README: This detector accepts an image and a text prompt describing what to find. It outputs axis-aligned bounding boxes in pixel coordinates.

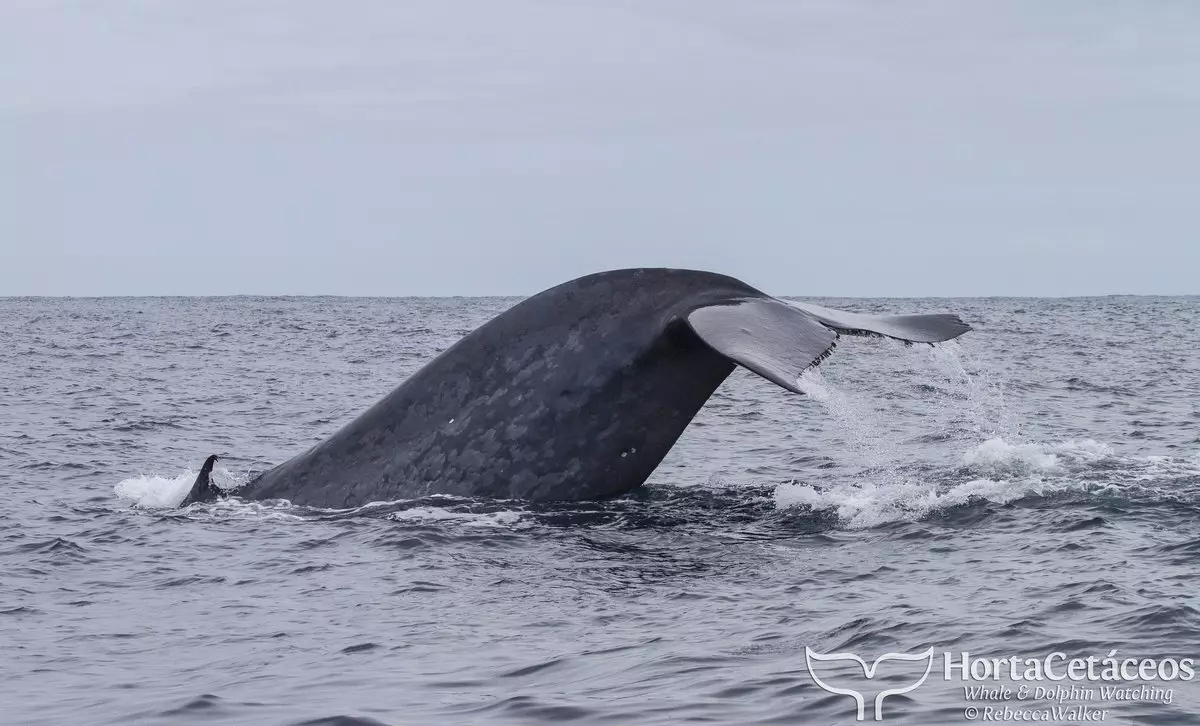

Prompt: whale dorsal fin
[687,297,837,394]
[787,301,971,343]
[180,454,221,506]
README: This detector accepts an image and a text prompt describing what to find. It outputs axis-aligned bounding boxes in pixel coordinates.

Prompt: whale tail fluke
[688,297,839,394]
[787,301,971,343]
[688,296,971,395]
[180,454,222,506]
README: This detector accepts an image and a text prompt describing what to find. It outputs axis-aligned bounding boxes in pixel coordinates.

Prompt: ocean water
[2,295,1199,725]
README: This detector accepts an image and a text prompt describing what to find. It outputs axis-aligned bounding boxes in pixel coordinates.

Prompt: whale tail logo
[805,646,935,721]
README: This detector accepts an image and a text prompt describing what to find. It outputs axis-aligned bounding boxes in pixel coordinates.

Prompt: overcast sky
[2,1,1197,296]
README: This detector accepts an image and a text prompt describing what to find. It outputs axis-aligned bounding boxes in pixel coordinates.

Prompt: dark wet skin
[181,454,221,506]
[183,269,969,508]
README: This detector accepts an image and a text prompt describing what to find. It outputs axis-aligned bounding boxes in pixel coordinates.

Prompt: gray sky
[2,1,1197,296]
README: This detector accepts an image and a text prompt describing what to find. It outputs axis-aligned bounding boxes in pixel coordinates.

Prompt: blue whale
[186,269,969,507]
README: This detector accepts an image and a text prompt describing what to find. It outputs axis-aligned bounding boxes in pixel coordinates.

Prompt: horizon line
[2,291,1197,300]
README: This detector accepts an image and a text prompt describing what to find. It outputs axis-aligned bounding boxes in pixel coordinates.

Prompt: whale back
[243,270,793,505]
[235,268,970,507]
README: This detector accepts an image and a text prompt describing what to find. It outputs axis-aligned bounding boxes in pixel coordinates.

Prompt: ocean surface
[2,295,1199,725]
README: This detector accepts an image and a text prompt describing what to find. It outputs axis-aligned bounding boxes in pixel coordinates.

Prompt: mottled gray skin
[243,269,758,507]
[212,268,971,509]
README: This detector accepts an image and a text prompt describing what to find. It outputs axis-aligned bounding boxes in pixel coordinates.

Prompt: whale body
[186,269,970,507]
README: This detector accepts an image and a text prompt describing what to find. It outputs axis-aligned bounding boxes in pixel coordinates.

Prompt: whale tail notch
[180,454,223,506]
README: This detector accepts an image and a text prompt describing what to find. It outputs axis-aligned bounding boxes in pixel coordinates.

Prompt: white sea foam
[775,434,1200,529]
[772,436,1111,530]
[114,471,196,508]
[773,435,1116,529]
[113,467,244,509]
[386,507,531,527]
[961,437,1114,474]
[773,475,1055,530]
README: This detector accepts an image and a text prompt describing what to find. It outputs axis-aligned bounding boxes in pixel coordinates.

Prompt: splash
[781,361,956,528]
[113,467,246,509]
[774,475,1050,529]
[113,471,195,508]
[773,434,1122,529]
[775,342,1125,528]
[777,428,1200,528]
[961,437,1113,476]
[926,340,1018,439]
[795,367,900,471]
